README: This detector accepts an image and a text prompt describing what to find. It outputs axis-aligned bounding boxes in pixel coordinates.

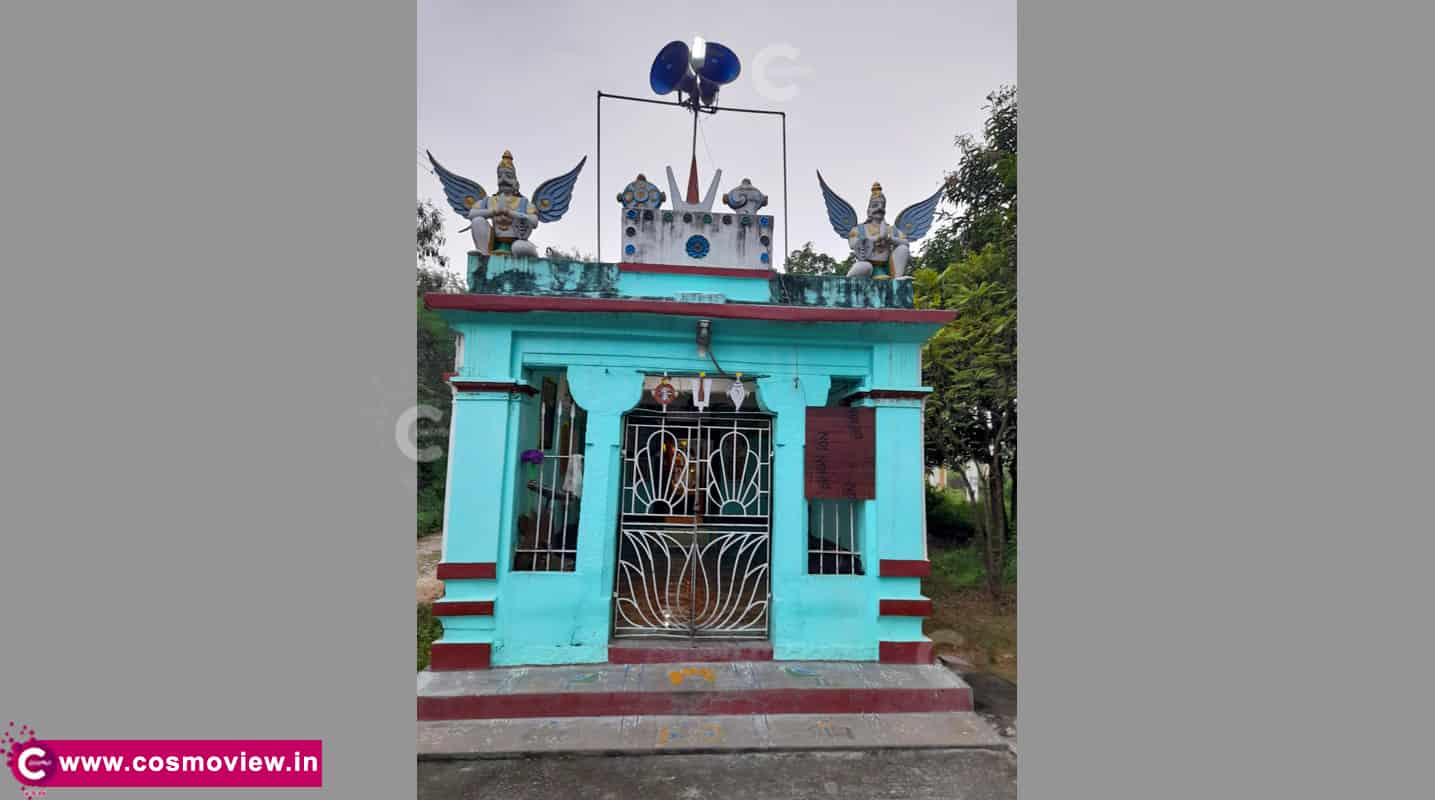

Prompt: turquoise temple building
[422,46,955,669]
[424,246,955,668]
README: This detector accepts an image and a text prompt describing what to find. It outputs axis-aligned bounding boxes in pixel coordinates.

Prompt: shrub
[417,603,443,671]
[417,483,445,538]
[925,484,977,545]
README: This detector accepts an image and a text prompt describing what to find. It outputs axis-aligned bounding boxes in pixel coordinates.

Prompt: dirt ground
[418,533,443,604]
[924,584,1017,685]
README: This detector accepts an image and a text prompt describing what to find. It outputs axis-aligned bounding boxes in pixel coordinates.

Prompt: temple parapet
[468,253,917,310]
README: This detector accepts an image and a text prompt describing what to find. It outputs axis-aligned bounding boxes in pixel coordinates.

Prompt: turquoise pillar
[853,393,932,644]
[756,373,832,658]
[435,386,524,644]
[565,366,645,652]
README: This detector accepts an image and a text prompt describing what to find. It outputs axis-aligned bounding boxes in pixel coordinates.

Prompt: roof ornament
[723,178,769,214]
[427,149,586,258]
[816,171,943,280]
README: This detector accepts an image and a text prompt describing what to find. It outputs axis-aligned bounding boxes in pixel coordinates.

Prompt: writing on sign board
[805,407,876,499]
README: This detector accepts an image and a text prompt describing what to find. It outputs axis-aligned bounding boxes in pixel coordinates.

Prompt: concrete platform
[418,661,973,721]
[418,711,1004,759]
[420,749,1017,800]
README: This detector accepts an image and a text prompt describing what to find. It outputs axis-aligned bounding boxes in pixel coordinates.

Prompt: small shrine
[422,38,955,669]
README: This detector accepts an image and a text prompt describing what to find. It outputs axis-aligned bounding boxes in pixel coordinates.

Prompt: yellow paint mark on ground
[667,667,716,685]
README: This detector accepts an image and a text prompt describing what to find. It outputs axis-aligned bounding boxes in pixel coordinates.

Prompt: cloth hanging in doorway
[563,453,584,497]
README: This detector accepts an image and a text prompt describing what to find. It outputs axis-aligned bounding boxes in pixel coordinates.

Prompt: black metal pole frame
[596,91,788,269]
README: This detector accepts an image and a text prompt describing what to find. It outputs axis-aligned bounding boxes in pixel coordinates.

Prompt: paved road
[419,749,1017,800]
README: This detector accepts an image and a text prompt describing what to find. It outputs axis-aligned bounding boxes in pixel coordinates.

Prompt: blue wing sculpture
[426,151,486,216]
[531,156,587,223]
[893,186,945,241]
[816,171,859,238]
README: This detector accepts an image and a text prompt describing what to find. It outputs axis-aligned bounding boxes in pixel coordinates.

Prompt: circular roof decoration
[617,174,665,210]
[685,234,710,259]
[624,243,636,255]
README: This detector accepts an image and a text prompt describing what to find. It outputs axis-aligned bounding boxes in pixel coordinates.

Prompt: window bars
[808,498,864,575]
[513,376,586,572]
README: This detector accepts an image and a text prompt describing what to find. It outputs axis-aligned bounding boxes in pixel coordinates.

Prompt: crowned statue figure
[817,172,944,279]
[427,149,586,258]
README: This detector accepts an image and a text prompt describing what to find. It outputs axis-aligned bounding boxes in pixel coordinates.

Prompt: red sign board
[805,407,876,499]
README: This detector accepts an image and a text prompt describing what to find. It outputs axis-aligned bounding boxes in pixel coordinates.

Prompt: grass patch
[925,542,1017,683]
[930,542,1016,590]
[417,603,443,671]
[930,546,988,589]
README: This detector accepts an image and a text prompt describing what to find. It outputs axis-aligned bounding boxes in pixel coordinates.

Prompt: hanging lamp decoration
[651,373,679,407]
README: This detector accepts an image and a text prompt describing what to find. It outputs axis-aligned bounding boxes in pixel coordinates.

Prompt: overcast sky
[418,0,1015,272]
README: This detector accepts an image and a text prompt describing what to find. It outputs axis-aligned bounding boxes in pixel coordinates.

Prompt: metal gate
[613,408,773,638]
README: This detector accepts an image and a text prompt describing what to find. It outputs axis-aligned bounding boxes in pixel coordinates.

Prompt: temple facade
[423,252,954,669]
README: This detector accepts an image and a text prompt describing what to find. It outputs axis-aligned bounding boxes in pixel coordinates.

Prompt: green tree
[417,200,459,536]
[913,86,1017,598]
[783,241,852,275]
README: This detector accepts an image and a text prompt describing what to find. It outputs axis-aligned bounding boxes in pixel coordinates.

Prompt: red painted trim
[418,686,969,720]
[619,262,774,280]
[879,599,934,617]
[879,559,932,578]
[431,600,494,616]
[608,644,773,664]
[449,380,537,396]
[435,562,497,580]
[843,389,933,405]
[429,643,491,671]
[424,292,955,325]
[879,641,936,664]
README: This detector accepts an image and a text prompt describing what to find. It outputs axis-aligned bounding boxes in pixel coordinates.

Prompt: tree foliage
[417,201,460,536]
[912,85,1017,597]
[784,241,852,275]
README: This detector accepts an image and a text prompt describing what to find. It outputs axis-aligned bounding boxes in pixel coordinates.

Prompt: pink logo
[3,723,50,799]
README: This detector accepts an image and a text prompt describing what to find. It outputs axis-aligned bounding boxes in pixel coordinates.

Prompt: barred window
[807,498,864,575]
[513,371,586,572]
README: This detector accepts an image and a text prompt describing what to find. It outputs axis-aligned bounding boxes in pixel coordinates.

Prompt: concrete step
[607,639,774,663]
[418,711,1004,759]
[418,661,972,721]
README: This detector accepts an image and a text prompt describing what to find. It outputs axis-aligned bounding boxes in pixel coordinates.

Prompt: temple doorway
[612,377,772,639]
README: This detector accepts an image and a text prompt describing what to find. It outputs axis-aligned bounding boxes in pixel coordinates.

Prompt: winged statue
[816,172,944,279]
[427,150,586,258]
